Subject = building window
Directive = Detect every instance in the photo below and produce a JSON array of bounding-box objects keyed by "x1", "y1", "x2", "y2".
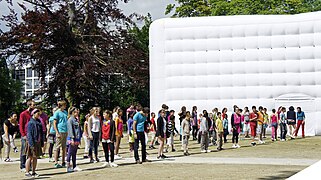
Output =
[
  {"x1": 15, "y1": 69, "x2": 25, "y2": 80},
  {"x1": 34, "y1": 79, "x2": 40, "y2": 89},
  {"x1": 27, "y1": 68, "x2": 32, "y2": 77},
  {"x1": 26, "y1": 91, "x2": 32, "y2": 98},
  {"x1": 34, "y1": 70, "x2": 39, "y2": 77},
  {"x1": 26, "y1": 79, "x2": 32, "y2": 89}
]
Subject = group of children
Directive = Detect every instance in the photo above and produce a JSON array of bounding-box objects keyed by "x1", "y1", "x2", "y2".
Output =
[
  {"x1": 150, "y1": 104, "x2": 306, "y2": 157},
  {"x1": 0, "y1": 100, "x2": 307, "y2": 178}
]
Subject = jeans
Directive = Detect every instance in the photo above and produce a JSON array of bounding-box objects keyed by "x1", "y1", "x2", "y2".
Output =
[
  {"x1": 20, "y1": 137, "x2": 27, "y2": 169},
  {"x1": 192, "y1": 126, "x2": 198, "y2": 139},
  {"x1": 102, "y1": 142, "x2": 115, "y2": 162},
  {"x1": 67, "y1": 145, "x2": 78, "y2": 169},
  {"x1": 280, "y1": 123, "x2": 287, "y2": 140},
  {"x1": 89, "y1": 132, "x2": 99, "y2": 158},
  {"x1": 201, "y1": 131, "x2": 209, "y2": 150},
  {"x1": 294, "y1": 120, "x2": 305, "y2": 137},
  {"x1": 134, "y1": 132, "x2": 146, "y2": 161},
  {"x1": 232, "y1": 129, "x2": 239, "y2": 144}
]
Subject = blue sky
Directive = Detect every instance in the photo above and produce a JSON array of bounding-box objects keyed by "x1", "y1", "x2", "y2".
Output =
[{"x1": 0, "y1": 0, "x2": 176, "y2": 32}]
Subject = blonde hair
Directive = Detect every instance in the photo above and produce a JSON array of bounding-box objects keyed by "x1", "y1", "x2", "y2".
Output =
[
  {"x1": 58, "y1": 100, "x2": 67, "y2": 108},
  {"x1": 68, "y1": 106, "x2": 77, "y2": 119}
]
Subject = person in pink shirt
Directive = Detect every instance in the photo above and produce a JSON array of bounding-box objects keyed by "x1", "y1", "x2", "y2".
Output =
[
  {"x1": 270, "y1": 109, "x2": 278, "y2": 141},
  {"x1": 231, "y1": 108, "x2": 242, "y2": 148}
]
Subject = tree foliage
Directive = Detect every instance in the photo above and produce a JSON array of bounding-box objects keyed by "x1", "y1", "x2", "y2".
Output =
[
  {"x1": 0, "y1": 0, "x2": 149, "y2": 110},
  {"x1": 166, "y1": 0, "x2": 321, "y2": 17},
  {"x1": 0, "y1": 57, "x2": 22, "y2": 118}
]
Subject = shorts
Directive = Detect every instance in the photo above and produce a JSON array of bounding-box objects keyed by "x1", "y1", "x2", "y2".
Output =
[
  {"x1": 150, "y1": 131, "x2": 156, "y2": 140},
  {"x1": 42, "y1": 133, "x2": 47, "y2": 142},
  {"x1": 183, "y1": 135, "x2": 189, "y2": 145},
  {"x1": 167, "y1": 134, "x2": 174, "y2": 146},
  {"x1": 128, "y1": 130, "x2": 135, "y2": 143},
  {"x1": 26, "y1": 141, "x2": 42, "y2": 158},
  {"x1": 48, "y1": 134, "x2": 56, "y2": 144},
  {"x1": 244, "y1": 123, "x2": 250, "y2": 132},
  {"x1": 55, "y1": 133, "x2": 67, "y2": 150},
  {"x1": 256, "y1": 124, "x2": 263, "y2": 135}
]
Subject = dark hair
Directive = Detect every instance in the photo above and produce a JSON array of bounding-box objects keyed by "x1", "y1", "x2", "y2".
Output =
[
  {"x1": 26, "y1": 99, "x2": 34, "y2": 107},
  {"x1": 222, "y1": 108, "x2": 227, "y2": 113},
  {"x1": 103, "y1": 110, "x2": 113, "y2": 119},
  {"x1": 289, "y1": 106, "x2": 295, "y2": 111},
  {"x1": 282, "y1": 107, "x2": 286, "y2": 111},
  {"x1": 252, "y1": 106, "x2": 256, "y2": 110},
  {"x1": 217, "y1": 112, "x2": 221, "y2": 116},
  {"x1": 263, "y1": 108, "x2": 267, "y2": 111},
  {"x1": 272, "y1": 109, "x2": 276, "y2": 113},
  {"x1": 239, "y1": 109, "x2": 243, "y2": 113},
  {"x1": 161, "y1": 104, "x2": 167, "y2": 109},
  {"x1": 259, "y1": 106, "x2": 263, "y2": 110},
  {"x1": 181, "y1": 106, "x2": 186, "y2": 111},
  {"x1": 192, "y1": 106, "x2": 197, "y2": 112},
  {"x1": 297, "y1": 107, "x2": 301, "y2": 111},
  {"x1": 170, "y1": 110, "x2": 175, "y2": 113},
  {"x1": 9, "y1": 112, "x2": 17, "y2": 117},
  {"x1": 143, "y1": 107, "x2": 150, "y2": 114},
  {"x1": 151, "y1": 112, "x2": 155, "y2": 116},
  {"x1": 170, "y1": 115, "x2": 175, "y2": 120}
]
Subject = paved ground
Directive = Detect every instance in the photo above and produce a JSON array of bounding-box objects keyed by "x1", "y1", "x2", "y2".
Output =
[{"x1": 1, "y1": 135, "x2": 320, "y2": 179}]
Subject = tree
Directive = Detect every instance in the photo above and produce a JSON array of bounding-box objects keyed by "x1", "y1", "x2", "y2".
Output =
[
  {"x1": 0, "y1": 0, "x2": 148, "y2": 111},
  {"x1": 166, "y1": 0, "x2": 321, "y2": 17},
  {"x1": 0, "y1": 57, "x2": 22, "y2": 119}
]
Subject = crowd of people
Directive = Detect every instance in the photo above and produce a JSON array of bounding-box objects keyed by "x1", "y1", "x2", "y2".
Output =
[{"x1": 0, "y1": 99, "x2": 306, "y2": 178}]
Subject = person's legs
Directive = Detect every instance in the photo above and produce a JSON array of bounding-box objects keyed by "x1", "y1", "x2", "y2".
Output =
[
  {"x1": 205, "y1": 132, "x2": 209, "y2": 150},
  {"x1": 31, "y1": 157, "x2": 37, "y2": 174},
  {"x1": 83, "y1": 136, "x2": 89, "y2": 155},
  {"x1": 157, "y1": 137, "x2": 163, "y2": 157},
  {"x1": 93, "y1": 132, "x2": 99, "y2": 158},
  {"x1": 275, "y1": 126, "x2": 278, "y2": 141},
  {"x1": 25, "y1": 157, "x2": 31, "y2": 173},
  {"x1": 72, "y1": 145, "x2": 78, "y2": 169},
  {"x1": 42, "y1": 133, "x2": 47, "y2": 156},
  {"x1": 102, "y1": 142, "x2": 109, "y2": 162},
  {"x1": 271, "y1": 126, "x2": 275, "y2": 140},
  {"x1": 134, "y1": 135, "x2": 140, "y2": 161},
  {"x1": 109, "y1": 143, "x2": 115, "y2": 162},
  {"x1": 201, "y1": 132, "x2": 206, "y2": 150},
  {"x1": 49, "y1": 143, "x2": 54, "y2": 158},
  {"x1": 89, "y1": 139, "x2": 94, "y2": 160},
  {"x1": 115, "y1": 135, "x2": 121, "y2": 155},
  {"x1": 140, "y1": 132, "x2": 146, "y2": 161},
  {"x1": 61, "y1": 134, "x2": 67, "y2": 165},
  {"x1": 294, "y1": 121, "x2": 301, "y2": 137},
  {"x1": 20, "y1": 138, "x2": 27, "y2": 169},
  {"x1": 232, "y1": 130, "x2": 236, "y2": 144},
  {"x1": 236, "y1": 133, "x2": 239, "y2": 144},
  {"x1": 302, "y1": 121, "x2": 305, "y2": 137},
  {"x1": 3, "y1": 137, "x2": 10, "y2": 159}
]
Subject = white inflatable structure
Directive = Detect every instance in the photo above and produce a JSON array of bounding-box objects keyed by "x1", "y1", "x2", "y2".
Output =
[{"x1": 149, "y1": 11, "x2": 321, "y2": 136}]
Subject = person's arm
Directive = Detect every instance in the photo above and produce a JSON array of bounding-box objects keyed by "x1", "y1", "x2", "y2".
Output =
[
  {"x1": 4, "y1": 123, "x2": 10, "y2": 143},
  {"x1": 67, "y1": 119, "x2": 74, "y2": 139},
  {"x1": 27, "y1": 123, "x2": 34, "y2": 148},
  {"x1": 88, "y1": 117, "x2": 93, "y2": 139},
  {"x1": 19, "y1": 113, "x2": 27, "y2": 138},
  {"x1": 111, "y1": 120, "x2": 116, "y2": 142},
  {"x1": 133, "y1": 120, "x2": 137, "y2": 139}
]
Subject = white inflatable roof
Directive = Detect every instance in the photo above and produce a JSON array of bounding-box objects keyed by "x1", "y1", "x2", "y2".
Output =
[{"x1": 149, "y1": 11, "x2": 321, "y2": 136}]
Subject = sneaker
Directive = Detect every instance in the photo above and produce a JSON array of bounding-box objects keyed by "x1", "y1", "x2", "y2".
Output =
[
  {"x1": 73, "y1": 166, "x2": 82, "y2": 172},
  {"x1": 25, "y1": 173, "x2": 32, "y2": 178},
  {"x1": 21, "y1": 168, "x2": 26, "y2": 173},
  {"x1": 142, "y1": 159, "x2": 152, "y2": 163},
  {"x1": 114, "y1": 154, "x2": 122, "y2": 160},
  {"x1": 83, "y1": 155, "x2": 89, "y2": 159},
  {"x1": 32, "y1": 172, "x2": 39, "y2": 177},
  {"x1": 110, "y1": 162, "x2": 118, "y2": 168},
  {"x1": 89, "y1": 159, "x2": 95, "y2": 163},
  {"x1": 54, "y1": 163, "x2": 62, "y2": 168},
  {"x1": 101, "y1": 162, "x2": 109, "y2": 168},
  {"x1": 155, "y1": 141, "x2": 160, "y2": 145},
  {"x1": 4, "y1": 158, "x2": 12, "y2": 162},
  {"x1": 14, "y1": 148, "x2": 19, "y2": 153},
  {"x1": 258, "y1": 140, "x2": 264, "y2": 144},
  {"x1": 201, "y1": 150, "x2": 206, "y2": 153},
  {"x1": 157, "y1": 156, "x2": 162, "y2": 159},
  {"x1": 49, "y1": 158, "x2": 55, "y2": 162},
  {"x1": 67, "y1": 167, "x2": 74, "y2": 173},
  {"x1": 232, "y1": 144, "x2": 237, "y2": 148},
  {"x1": 184, "y1": 152, "x2": 188, "y2": 156},
  {"x1": 281, "y1": 139, "x2": 286, "y2": 141},
  {"x1": 172, "y1": 149, "x2": 176, "y2": 152},
  {"x1": 161, "y1": 154, "x2": 168, "y2": 159},
  {"x1": 251, "y1": 142, "x2": 256, "y2": 146},
  {"x1": 62, "y1": 162, "x2": 66, "y2": 168},
  {"x1": 95, "y1": 157, "x2": 100, "y2": 162},
  {"x1": 206, "y1": 150, "x2": 211, "y2": 153},
  {"x1": 136, "y1": 160, "x2": 142, "y2": 164},
  {"x1": 236, "y1": 144, "x2": 241, "y2": 148},
  {"x1": 163, "y1": 149, "x2": 168, "y2": 153}
]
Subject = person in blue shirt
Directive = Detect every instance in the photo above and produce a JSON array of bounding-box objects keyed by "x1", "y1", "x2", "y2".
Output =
[
  {"x1": 133, "y1": 107, "x2": 151, "y2": 164},
  {"x1": 53, "y1": 100, "x2": 68, "y2": 168},
  {"x1": 294, "y1": 107, "x2": 306, "y2": 138},
  {"x1": 127, "y1": 112, "x2": 135, "y2": 152}
]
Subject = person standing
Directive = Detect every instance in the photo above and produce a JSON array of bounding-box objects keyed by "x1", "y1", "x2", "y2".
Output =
[
  {"x1": 114, "y1": 109, "x2": 124, "y2": 159},
  {"x1": 48, "y1": 107, "x2": 59, "y2": 162},
  {"x1": 25, "y1": 109, "x2": 43, "y2": 178},
  {"x1": 19, "y1": 99, "x2": 35, "y2": 172},
  {"x1": 66, "y1": 107, "x2": 82, "y2": 172},
  {"x1": 243, "y1": 107, "x2": 250, "y2": 138},
  {"x1": 191, "y1": 106, "x2": 198, "y2": 140},
  {"x1": 249, "y1": 106, "x2": 258, "y2": 146},
  {"x1": 262, "y1": 108, "x2": 269, "y2": 138},
  {"x1": 257, "y1": 106, "x2": 265, "y2": 144},
  {"x1": 280, "y1": 107, "x2": 287, "y2": 141},
  {"x1": 38, "y1": 107, "x2": 48, "y2": 157},
  {"x1": 270, "y1": 109, "x2": 278, "y2": 141},
  {"x1": 101, "y1": 110, "x2": 118, "y2": 168},
  {"x1": 127, "y1": 112, "x2": 135, "y2": 153},
  {"x1": 231, "y1": 108, "x2": 241, "y2": 148},
  {"x1": 156, "y1": 110, "x2": 167, "y2": 159},
  {"x1": 181, "y1": 111, "x2": 191, "y2": 156},
  {"x1": 133, "y1": 107, "x2": 151, "y2": 164},
  {"x1": 88, "y1": 107, "x2": 101, "y2": 163},
  {"x1": 216, "y1": 112, "x2": 224, "y2": 151},
  {"x1": 53, "y1": 100, "x2": 68, "y2": 168},
  {"x1": 2, "y1": 112, "x2": 19, "y2": 162},
  {"x1": 294, "y1": 107, "x2": 305, "y2": 138},
  {"x1": 287, "y1": 106, "x2": 296, "y2": 139},
  {"x1": 200, "y1": 110, "x2": 211, "y2": 153},
  {"x1": 149, "y1": 112, "x2": 157, "y2": 149}
]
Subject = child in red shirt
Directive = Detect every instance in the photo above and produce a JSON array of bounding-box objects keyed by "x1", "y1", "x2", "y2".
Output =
[{"x1": 249, "y1": 106, "x2": 258, "y2": 146}]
